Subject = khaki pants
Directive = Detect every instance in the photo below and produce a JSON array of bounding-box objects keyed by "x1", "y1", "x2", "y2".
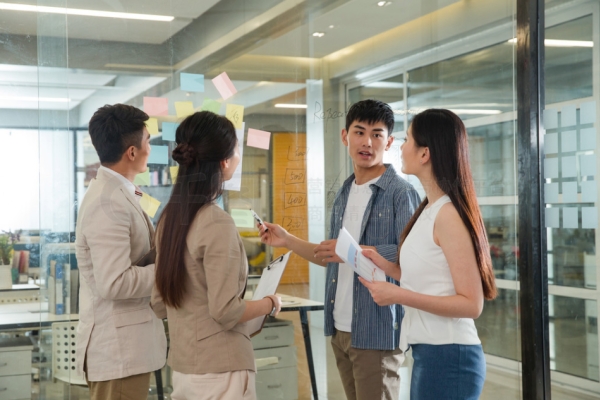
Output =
[
  {"x1": 171, "y1": 370, "x2": 256, "y2": 400},
  {"x1": 331, "y1": 331, "x2": 404, "y2": 400},
  {"x1": 86, "y1": 372, "x2": 151, "y2": 400}
]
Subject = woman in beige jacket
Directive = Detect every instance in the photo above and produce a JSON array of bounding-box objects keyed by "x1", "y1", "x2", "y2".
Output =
[{"x1": 151, "y1": 111, "x2": 281, "y2": 400}]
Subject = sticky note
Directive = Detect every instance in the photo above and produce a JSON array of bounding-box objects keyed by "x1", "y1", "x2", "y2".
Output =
[
  {"x1": 545, "y1": 183, "x2": 558, "y2": 203},
  {"x1": 201, "y1": 99, "x2": 221, "y2": 113},
  {"x1": 561, "y1": 156, "x2": 576, "y2": 178},
  {"x1": 580, "y1": 128, "x2": 596, "y2": 151},
  {"x1": 170, "y1": 166, "x2": 179, "y2": 184},
  {"x1": 561, "y1": 131, "x2": 576, "y2": 152},
  {"x1": 563, "y1": 207, "x2": 578, "y2": 229},
  {"x1": 212, "y1": 72, "x2": 237, "y2": 100},
  {"x1": 561, "y1": 105, "x2": 576, "y2": 127},
  {"x1": 143, "y1": 97, "x2": 168, "y2": 116},
  {"x1": 544, "y1": 133, "x2": 558, "y2": 154},
  {"x1": 247, "y1": 128, "x2": 271, "y2": 150},
  {"x1": 162, "y1": 122, "x2": 178, "y2": 141},
  {"x1": 581, "y1": 181, "x2": 597, "y2": 202},
  {"x1": 134, "y1": 168, "x2": 150, "y2": 186},
  {"x1": 175, "y1": 101, "x2": 195, "y2": 118},
  {"x1": 224, "y1": 123, "x2": 245, "y2": 191},
  {"x1": 226, "y1": 104, "x2": 244, "y2": 129},
  {"x1": 580, "y1": 101, "x2": 596, "y2": 125},
  {"x1": 545, "y1": 208, "x2": 559, "y2": 228},
  {"x1": 582, "y1": 207, "x2": 598, "y2": 229},
  {"x1": 562, "y1": 182, "x2": 577, "y2": 203},
  {"x1": 146, "y1": 118, "x2": 159, "y2": 136},
  {"x1": 148, "y1": 145, "x2": 169, "y2": 165},
  {"x1": 230, "y1": 209, "x2": 255, "y2": 228},
  {"x1": 581, "y1": 154, "x2": 596, "y2": 176},
  {"x1": 544, "y1": 108, "x2": 558, "y2": 129},
  {"x1": 544, "y1": 158, "x2": 559, "y2": 179},
  {"x1": 140, "y1": 193, "x2": 161, "y2": 218},
  {"x1": 180, "y1": 73, "x2": 204, "y2": 92}
]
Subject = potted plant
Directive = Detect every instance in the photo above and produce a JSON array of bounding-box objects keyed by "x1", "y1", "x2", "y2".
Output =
[{"x1": 0, "y1": 231, "x2": 19, "y2": 289}]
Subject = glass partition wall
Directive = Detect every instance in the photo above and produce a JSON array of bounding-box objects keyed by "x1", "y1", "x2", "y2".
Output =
[{"x1": 1, "y1": 0, "x2": 599, "y2": 399}]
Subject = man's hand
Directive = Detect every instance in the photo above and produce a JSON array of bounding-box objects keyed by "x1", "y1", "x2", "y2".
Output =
[
  {"x1": 259, "y1": 221, "x2": 289, "y2": 248},
  {"x1": 313, "y1": 239, "x2": 343, "y2": 264}
]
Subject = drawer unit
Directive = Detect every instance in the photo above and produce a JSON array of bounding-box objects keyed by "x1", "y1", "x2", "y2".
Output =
[
  {"x1": 0, "y1": 350, "x2": 32, "y2": 377},
  {"x1": 252, "y1": 320, "x2": 294, "y2": 350},
  {"x1": 0, "y1": 375, "x2": 31, "y2": 400},
  {"x1": 255, "y1": 346, "x2": 297, "y2": 371},
  {"x1": 256, "y1": 366, "x2": 298, "y2": 400}
]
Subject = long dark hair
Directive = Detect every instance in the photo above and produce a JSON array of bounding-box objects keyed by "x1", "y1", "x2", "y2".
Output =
[
  {"x1": 401, "y1": 109, "x2": 497, "y2": 300},
  {"x1": 155, "y1": 111, "x2": 237, "y2": 308}
]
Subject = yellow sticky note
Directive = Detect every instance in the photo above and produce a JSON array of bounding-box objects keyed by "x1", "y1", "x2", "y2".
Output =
[
  {"x1": 175, "y1": 101, "x2": 195, "y2": 118},
  {"x1": 225, "y1": 104, "x2": 244, "y2": 129},
  {"x1": 170, "y1": 166, "x2": 179, "y2": 184},
  {"x1": 140, "y1": 193, "x2": 161, "y2": 218},
  {"x1": 146, "y1": 118, "x2": 159, "y2": 135},
  {"x1": 133, "y1": 168, "x2": 150, "y2": 186}
]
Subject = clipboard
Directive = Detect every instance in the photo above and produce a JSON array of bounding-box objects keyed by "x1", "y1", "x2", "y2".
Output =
[{"x1": 247, "y1": 251, "x2": 292, "y2": 337}]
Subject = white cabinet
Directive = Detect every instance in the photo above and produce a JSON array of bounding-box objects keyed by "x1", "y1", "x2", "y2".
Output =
[
  {"x1": 0, "y1": 337, "x2": 33, "y2": 400},
  {"x1": 252, "y1": 318, "x2": 298, "y2": 400}
]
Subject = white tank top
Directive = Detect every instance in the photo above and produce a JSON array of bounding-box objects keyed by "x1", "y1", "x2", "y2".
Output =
[{"x1": 399, "y1": 195, "x2": 480, "y2": 351}]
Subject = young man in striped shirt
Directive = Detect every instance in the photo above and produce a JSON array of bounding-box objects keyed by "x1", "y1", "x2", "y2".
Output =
[{"x1": 259, "y1": 99, "x2": 420, "y2": 399}]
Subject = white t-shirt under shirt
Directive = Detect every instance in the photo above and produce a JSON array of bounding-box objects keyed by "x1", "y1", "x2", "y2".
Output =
[{"x1": 333, "y1": 176, "x2": 380, "y2": 332}]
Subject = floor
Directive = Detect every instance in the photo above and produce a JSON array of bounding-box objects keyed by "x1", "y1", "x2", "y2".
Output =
[{"x1": 32, "y1": 282, "x2": 600, "y2": 399}]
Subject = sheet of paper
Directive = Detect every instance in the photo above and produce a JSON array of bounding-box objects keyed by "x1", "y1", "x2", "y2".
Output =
[
  {"x1": 562, "y1": 181, "x2": 577, "y2": 203},
  {"x1": 148, "y1": 145, "x2": 169, "y2": 165},
  {"x1": 247, "y1": 128, "x2": 271, "y2": 150},
  {"x1": 580, "y1": 154, "x2": 596, "y2": 176},
  {"x1": 201, "y1": 98, "x2": 221, "y2": 113},
  {"x1": 162, "y1": 122, "x2": 178, "y2": 141},
  {"x1": 561, "y1": 156, "x2": 576, "y2": 178},
  {"x1": 143, "y1": 97, "x2": 168, "y2": 116},
  {"x1": 562, "y1": 105, "x2": 576, "y2": 127},
  {"x1": 582, "y1": 207, "x2": 598, "y2": 229},
  {"x1": 134, "y1": 168, "x2": 150, "y2": 186},
  {"x1": 335, "y1": 227, "x2": 386, "y2": 282},
  {"x1": 544, "y1": 183, "x2": 558, "y2": 204},
  {"x1": 224, "y1": 123, "x2": 245, "y2": 191},
  {"x1": 175, "y1": 101, "x2": 195, "y2": 118},
  {"x1": 170, "y1": 166, "x2": 179, "y2": 184},
  {"x1": 543, "y1": 108, "x2": 558, "y2": 129},
  {"x1": 561, "y1": 131, "x2": 576, "y2": 152},
  {"x1": 140, "y1": 193, "x2": 161, "y2": 218},
  {"x1": 226, "y1": 104, "x2": 244, "y2": 129},
  {"x1": 146, "y1": 118, "x2": 159, "y2": 136},
  {"x1": 544, "y1": 133, "x2": 557, "y2": 154},
  {"x1": 581, "y1": 180, "x2": 597, "y2": 202},
  {"x1": 247, "y1": 251, "x2": 292, "y2": 336},
  {"x1": 230, "y1": 209, "x2": 255, "y2": 228},
  {"x1": 212, "y1": 72, "x2": 237, "y2": 100},
  {"x1": 180, "y1": 73, "x2": 204, "y2": 92},
  {"x1": 562, "y1": 207, "x2": 578, "y2": 229},
  {"x1": 580, "y1": 128, "x2": 596, "y2": 151},
  {"x1": 545, "y1": 208, "x2": 559, "y2": 228},
  {"x1": 544, "y1": 158, "x2": 558, "y2": 179},
  {"x1": 580, "y1": 101, "x2": 596, "y2": 125}
]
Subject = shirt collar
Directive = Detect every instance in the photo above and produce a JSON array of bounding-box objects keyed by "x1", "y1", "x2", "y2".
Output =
[
  {"x1": 98, "y1": 166, "x2": 142, "y2": 202},
  {"x1": 342, "y1": 164, "x2": 398, "y2": 192}
]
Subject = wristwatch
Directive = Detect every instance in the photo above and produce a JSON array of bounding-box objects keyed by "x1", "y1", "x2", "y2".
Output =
[{"x1": 267, "y1": 296, "x2": 277, "y2": 317}]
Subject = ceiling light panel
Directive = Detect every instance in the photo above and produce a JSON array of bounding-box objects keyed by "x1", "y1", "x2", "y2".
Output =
[{"x1": 0, "y1": 2, "x2": 174, "y2": 21}]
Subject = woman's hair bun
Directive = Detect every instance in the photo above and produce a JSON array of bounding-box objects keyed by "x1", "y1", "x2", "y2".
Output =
[{"x1": 172, "y1": 142, "x2": 197, "y2": 166}]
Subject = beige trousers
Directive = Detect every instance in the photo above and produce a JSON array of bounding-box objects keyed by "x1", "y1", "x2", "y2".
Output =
[
  {"x1": 171, "y1": 370, "x2": 256, "y2": 400},
  {"x1": 331, "y1": 331, "x2": 404, "y2": 400},
  {"x1": 86, "y1": 372, "x2": 151, "y2": 400}
]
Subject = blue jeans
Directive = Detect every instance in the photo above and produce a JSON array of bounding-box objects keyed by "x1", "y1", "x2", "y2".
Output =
[{"x1": 410, "y1": 344, "x2": 486, "y2": 400}]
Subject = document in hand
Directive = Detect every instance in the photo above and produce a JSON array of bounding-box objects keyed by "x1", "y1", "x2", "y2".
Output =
[
  {"x1": 335, "y1": 227, "x2": 386, "y2": 282},
  {"x1": 247, "y1": 251, "x2": 292, "y2": 337}
]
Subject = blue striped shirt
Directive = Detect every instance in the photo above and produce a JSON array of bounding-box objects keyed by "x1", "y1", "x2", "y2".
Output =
[{"x1": 324, "y1": 164, "x2": 421, "y2": 350}]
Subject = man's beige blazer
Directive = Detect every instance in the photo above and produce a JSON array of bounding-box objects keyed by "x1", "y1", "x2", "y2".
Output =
[{"x1": 75, "y1": 168, "x2": 167, "y2": 381}]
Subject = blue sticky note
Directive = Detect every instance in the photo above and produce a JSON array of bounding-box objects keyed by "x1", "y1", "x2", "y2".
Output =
[
  {"x1": 148, "y1": 145, "x2": 169, "y2": 165},
  {"x1": 162, "y1": 122, "x2": 179, "y2": 141},
  {"x1": 181, "y1": 73, "x2": 204, "y2": 92}
]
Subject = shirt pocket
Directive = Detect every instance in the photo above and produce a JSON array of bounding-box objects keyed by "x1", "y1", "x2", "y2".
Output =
[{"x1": 113, "y1": 307, "x2": 152, "y2": 328}]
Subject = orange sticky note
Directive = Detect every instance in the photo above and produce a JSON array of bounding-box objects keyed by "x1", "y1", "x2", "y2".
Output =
[
  {"x1": 212, "y1": 72, "x2": 237, "y2": 100},
  {"x1": 225, "y1": 104, "x2": 244, "y2": 129},
  {"x1": 175, "y1": 101, "x2": 195, "y2": 118},
  {"x1": 170, "y1": 166, "x2": 179, "y2": 184},
  {"x1": 143, "y1": 97, "x2": 168, "y2": 116},
  {"x1": 146, "y1": 118, "x2": 159, "y2": 135},
  {"x1": 247, "y1": 128, "x2": 271, "y2": 150},
  {"x1": 140, "y1": 193, "x2": 161, "y2": 218}
]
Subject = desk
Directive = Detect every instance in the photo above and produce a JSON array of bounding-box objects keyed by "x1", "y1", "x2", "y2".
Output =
[{"x1": 279, "y1": 294, "x2": 324, "y2": 400}]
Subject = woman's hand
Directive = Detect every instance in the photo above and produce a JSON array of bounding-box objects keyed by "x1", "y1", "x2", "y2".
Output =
[
  {"x1": 264, "y1": 295, "x2": 282, "y2": 317},
  {"x1": 362, "y1": 248, "x2": 400, "y2": 280},
  {"x1": 359, "y1": 277, "x2": 403, "y2": 306},
  {"x1": 259, "y1": 221, "x2": 289, "y2": 248}
]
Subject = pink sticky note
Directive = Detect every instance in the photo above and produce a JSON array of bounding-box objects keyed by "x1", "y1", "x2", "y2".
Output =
[
  {"x1": 143, "y1": 97, "x2": 168, "y2": 116},
  {"x1": 247, "y1": 128, "x2": 271, "y2": 150},
  {"x1": 212, "y1": 72, "x2": 237, "y2": 100}
]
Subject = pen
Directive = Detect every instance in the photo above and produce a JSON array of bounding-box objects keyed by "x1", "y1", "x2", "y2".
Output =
[{"x1": 251, "y1": 209, "x2": 268, "y2": 231}]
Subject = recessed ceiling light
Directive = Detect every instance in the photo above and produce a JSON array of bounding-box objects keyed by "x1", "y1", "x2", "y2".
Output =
[
  {"x1": 0, "y1": 2, "x2": 175, "y2": 21},
  {"x1": 507, "y1": 38, "x2": 593, "y2": 47},
  {"x1": 312, "y1": 32, "x2": 325, "y2": 38},
  {"x1": 329, "y1": 25, "x2": 335, "y2": 29},
  {"x1": 377, "y1": 1, "x2": 392, "y2": 6},
  {"x1": 275, "y1": 104, "x2": 307, "y2": 109}
]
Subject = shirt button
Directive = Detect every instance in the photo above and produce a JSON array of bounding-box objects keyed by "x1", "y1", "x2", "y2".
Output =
[
  {"x1": 379, "y1": 213, "x2": 382, "y2": 217},
  {"x1": 355, "y1": 308, "x2": 357, "y2": 314},
  {"x1": 331, "y1": 300, "x2": 334, "y2": 303},
  {"x1": 394, "y1": 323, "x2": 398, "y2": 330},
  {"x1": 332, "y1": 279, "x2": 336, "y2": 283}
]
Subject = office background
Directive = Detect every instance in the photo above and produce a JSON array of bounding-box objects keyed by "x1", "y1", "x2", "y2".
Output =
[{"x1": 0, "y1": 0, "x2": 598, "y2": 398}]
